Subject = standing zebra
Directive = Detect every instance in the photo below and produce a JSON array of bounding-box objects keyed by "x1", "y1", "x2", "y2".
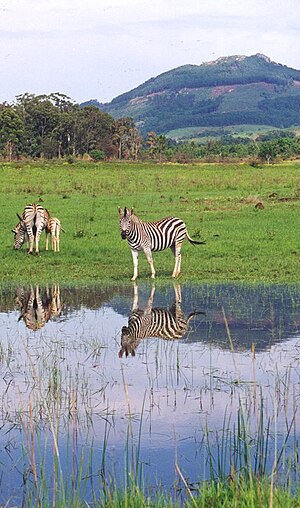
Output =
[
  {"x1": 45, "y1": 212, "x2": 63, "y2": 252},
  {"x1": 119, "y1": 283, "x2": 204, "y2": 357},
  {"x1": 118, "y1": 207, "x2": 205, "y2": 280},
  {"x1": 13, "y1": 203, "x2": 48, "y2": 255}
]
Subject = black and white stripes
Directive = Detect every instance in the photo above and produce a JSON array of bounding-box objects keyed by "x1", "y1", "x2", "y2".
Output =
[
  {"x1": 119, "y1": 284, "x2": 201, "y2": 357},
  {"x1": 13, "y1": 203, "x2": 48, "y2": 255},
  {"x1": 118, "y1": 207, "x2": 204, "y2": 280},
  {"x1": 12, "y1": 204, "x2": 63, "y2": 255}
]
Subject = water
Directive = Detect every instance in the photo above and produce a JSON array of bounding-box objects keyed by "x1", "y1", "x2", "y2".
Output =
[{"x1": 0, "y1": 282, "x2": 300, "y2": 504}]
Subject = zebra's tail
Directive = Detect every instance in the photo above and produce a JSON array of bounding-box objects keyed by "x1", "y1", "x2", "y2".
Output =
[{"x1": 186, "y1": 231, "x2": 205, "y2": 245}]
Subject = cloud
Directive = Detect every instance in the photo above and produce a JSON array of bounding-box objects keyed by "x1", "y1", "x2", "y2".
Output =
[{"x1": 0, "y1": 0, "x2": 300, "y2": 103}]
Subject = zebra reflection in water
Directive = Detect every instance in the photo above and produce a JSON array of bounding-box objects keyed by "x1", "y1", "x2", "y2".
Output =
[
  {"x1": 119, "y1": 284, "x2": 204, "y2": 358},
  {"x1": 16, "y1": 285, "x2": 62, "y2": 331}
]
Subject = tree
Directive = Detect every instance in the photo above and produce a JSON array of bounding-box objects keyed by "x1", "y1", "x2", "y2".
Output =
[
  {"x1": 0, "y1": 104, "x2": 24, "y2": 160},
  {"x1": 113, "y1": 118, "x2": 142, "y2": 160},
  {"x1": 258, "y1": 141, "x2": 279, "y2": 164},
  {"x1": 75, "y1": 106, "x2": 115, "y2": 157},
  {"x1": 15, "y1": 94, "x2": 61, "y2": 157},
  {"x1": 146, "y1": 131, "x2": 170, "y2": 161}
]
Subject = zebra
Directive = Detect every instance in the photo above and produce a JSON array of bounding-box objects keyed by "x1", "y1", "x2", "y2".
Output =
[
  {"x1": 119, "y1": 283, "x2": 204, "y2": 357},
  {"x1": 13, "y1": 203, "x2": 48, "y2": 255},
  {"x1": 11, "y1": 220, "x2": 29, "y2": 250},
  {"x1": 44, "y1": 212, "x2": 63, "y2": 252},
  {"x1": 47, "y1": 284, "x2": 62, "y2": 319},
  {"x1": 16, "y1": 285, "x2": 63, "y2": 331},
  {"x1": 118, "y1": 207, "x2": 205, "y2": 280},
  {"x1": 16, "y1": 285, "x2": 50, "y2": 331}
]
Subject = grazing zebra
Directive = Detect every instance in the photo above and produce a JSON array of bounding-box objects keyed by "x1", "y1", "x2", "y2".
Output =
[
  {"x1": 11, "y1": 220, "x2": 29, "y2": 250},
  {"x1": 13, "y1": 203, "x2": 48, "y2": 255},
  {"x1": 119, "y1": 283, "x2": 204, "y2": 357},
  {"x1": 16, "y1": 285, "x2": 63, "y2": 331},
  {"x1": 118, "y1": 207, "x2": 205, "y2": 280},
  {"x1": 16, "y1": 285, "x2": 50, "y2": 331},
  {"x1": 45, "y1": 213, "x2": 63, "y2": 252}
]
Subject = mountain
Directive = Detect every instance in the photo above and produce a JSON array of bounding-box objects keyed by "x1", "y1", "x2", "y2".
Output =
[{"x1": 83, "y1": 54, "x2": 300, "y2": 137}]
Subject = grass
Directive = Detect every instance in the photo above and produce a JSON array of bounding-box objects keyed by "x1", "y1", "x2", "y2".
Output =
[
  {"x1": 165, "y1": 124, "x2": 298, "y2": 142},
  {"x1": 2, "y1": 159, "x2": 300, "y2": 507},
  {"x1": 2, "y1": 159, "x2": 300, "y2": 285}
]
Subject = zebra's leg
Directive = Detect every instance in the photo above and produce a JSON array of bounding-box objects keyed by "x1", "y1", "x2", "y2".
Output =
[
  {"x1": 132, "y1": 282, "x2": 138, "y2": 310},
  {"x1": 34, "y1": 234, "x2": 40, "y2": 255},
  {"x1": 51, "y1": 232, "x2": 56, "y2": 252},
  {"x1": 144, "y1": 248, "x2": 155, "y2": 279},
  {"x1": 56, "y1": 229, "x2": 60, "y2": 252},
  {"x1": 145, "y1": 284, "x2": 155, "y2": 315},
  {"x1": 171, "y1": 242, "x2": 182, "y2": 278},
  {"x1": 173, "y1": 283, "x2": 182, "y2": 303},
  {"x1": 45, "y1": 231, "x2": 49, "y2": 251},
  {"x1": 27, "y1": 231, "x2": 34, "y2": 254},
  {"x1": 131, "y1": 249, "x2": 139, "y2": 281}
]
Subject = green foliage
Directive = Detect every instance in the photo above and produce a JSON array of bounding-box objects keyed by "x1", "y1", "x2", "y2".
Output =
[
  {"x1": 90, "y1": 149, "x2": 105, "y2": 161},
  {"x1": 100, "y1": 55, "x2": 300, "y2": 135},
  {"x1": 0, "y1": 104, "x2": 24, "y2": 158},
  {"x1": 0, "y1": 94, "x2": 141, "y2": 160},
  {"x1": 2, "y1": 160, "x2": 300, "y2": 285}
]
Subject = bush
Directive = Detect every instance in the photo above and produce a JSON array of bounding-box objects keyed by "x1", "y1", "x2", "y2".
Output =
[{"x1": 90, "y1": 149, "x2": 105, "y2": 161}]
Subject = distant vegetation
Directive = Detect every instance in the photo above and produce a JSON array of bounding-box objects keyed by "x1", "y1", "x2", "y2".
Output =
[
  {"x1": 86, "y1": 54, "x2": 300, "y2": 136},
  {"x1": 1, "y1": 54, "x2": 300, "y2": 163},
  {"x1": 0, "y1": 93, "x2": 143, "y2": 160},
  {"x1": 0, "y1": 92, "x2": 300, "y2": 164}
]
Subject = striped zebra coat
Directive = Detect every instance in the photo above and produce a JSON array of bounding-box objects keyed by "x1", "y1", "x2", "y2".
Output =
[
  {"x1": 45, "y1": 213, "x2": 63, "y2": 252},
  {"x1": 16, "y1": 285, "x2": 63, "y2": 331},
  {"x1": 118, "y1": 207, "x2": 205, "y2": 280},
  {"x1": 119, "y1": 284, "x2": 203, "y2": 357},
  {"x1": 13, "y1": 203, "x2": 48, "y2": 255}
]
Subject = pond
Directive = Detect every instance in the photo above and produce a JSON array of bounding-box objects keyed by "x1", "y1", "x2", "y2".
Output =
[{"x1": 0, "y1": 282, "x2": 300, "y2": 505}]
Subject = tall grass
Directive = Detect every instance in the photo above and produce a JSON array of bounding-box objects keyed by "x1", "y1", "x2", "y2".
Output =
[
  {"x1": 16, "y1": 394, "x2": 300, "y2": 507},
  {"x1": 12, "y1": 345, "x2": 300, "y2": 508}
]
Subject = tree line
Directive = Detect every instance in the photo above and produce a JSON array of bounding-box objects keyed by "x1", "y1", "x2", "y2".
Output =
[
  {"x1": 0, "y1": 93, "x2": 142, "y2": 161},
  {"x1": 0, "y1": 92, "x2": 299, "y2": 163}
]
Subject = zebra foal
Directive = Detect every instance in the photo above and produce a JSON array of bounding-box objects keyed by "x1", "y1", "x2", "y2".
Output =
[
  {"x1": 118, "y1": 207, "x2": 205, "y2": 280},
  {"x1": 12, "y1": 203, "x2": 48, "y2": 255},
  {"x1": 45, "y1": 212, "x2": 63, "y2": 252}
]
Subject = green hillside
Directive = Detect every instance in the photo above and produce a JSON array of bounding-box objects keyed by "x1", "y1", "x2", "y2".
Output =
[{"x1": 83, "y1": 54, "x2": 300, "y2": 137}]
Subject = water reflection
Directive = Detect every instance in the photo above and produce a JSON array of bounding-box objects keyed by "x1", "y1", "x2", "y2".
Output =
[
  {"x1": 119, "y1": 283, "x2": 204, "y2": 357},
  {"x1": 0, "y1": 282, "x2": 299, "y2": 504},
  {"x1": 16, "y1": 284, "x2": 62, "y2": 330},
  {"x1": 2, "y1": 283, "x2": 299, "y2": 349}
]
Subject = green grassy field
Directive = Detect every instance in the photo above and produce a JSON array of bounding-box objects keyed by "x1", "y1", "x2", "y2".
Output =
[
  {"x1": 165, "y1": 124, "x2": 298, "y2": 142},
  {"x1": 1, "y1": 159, "x2": 300, "y2": 285}
]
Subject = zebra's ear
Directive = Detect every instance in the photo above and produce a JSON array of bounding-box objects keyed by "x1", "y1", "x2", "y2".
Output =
[
  {"x1": 130, "y1": 208, "x2": 134, "y2": 215},
  {"x1": 11, "y1": 229, "x2": 16, "y2": 234},
  {"x1": 118, "y1": 207, "x2": 123, "y2": 217}
]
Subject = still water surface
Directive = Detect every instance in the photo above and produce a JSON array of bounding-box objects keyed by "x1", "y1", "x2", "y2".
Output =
[{"x1": 0, "y1": 282, "x2": 300, "y2": 503}]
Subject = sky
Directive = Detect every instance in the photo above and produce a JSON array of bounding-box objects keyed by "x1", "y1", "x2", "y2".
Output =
[{"x1": 1, "y1": 0, "x2": 300, "y2": 105}]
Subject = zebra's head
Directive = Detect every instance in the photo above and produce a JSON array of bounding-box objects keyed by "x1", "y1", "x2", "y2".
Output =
[
  {"x1": 118, "y1": 207, "x2": 134, "y2": 240},
  {"x1": 12, "y1": 220, "x2": 27, "y2": 250},
  {"x1": 119, "y1": 325, "x2": 136, "y2": 357}
]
